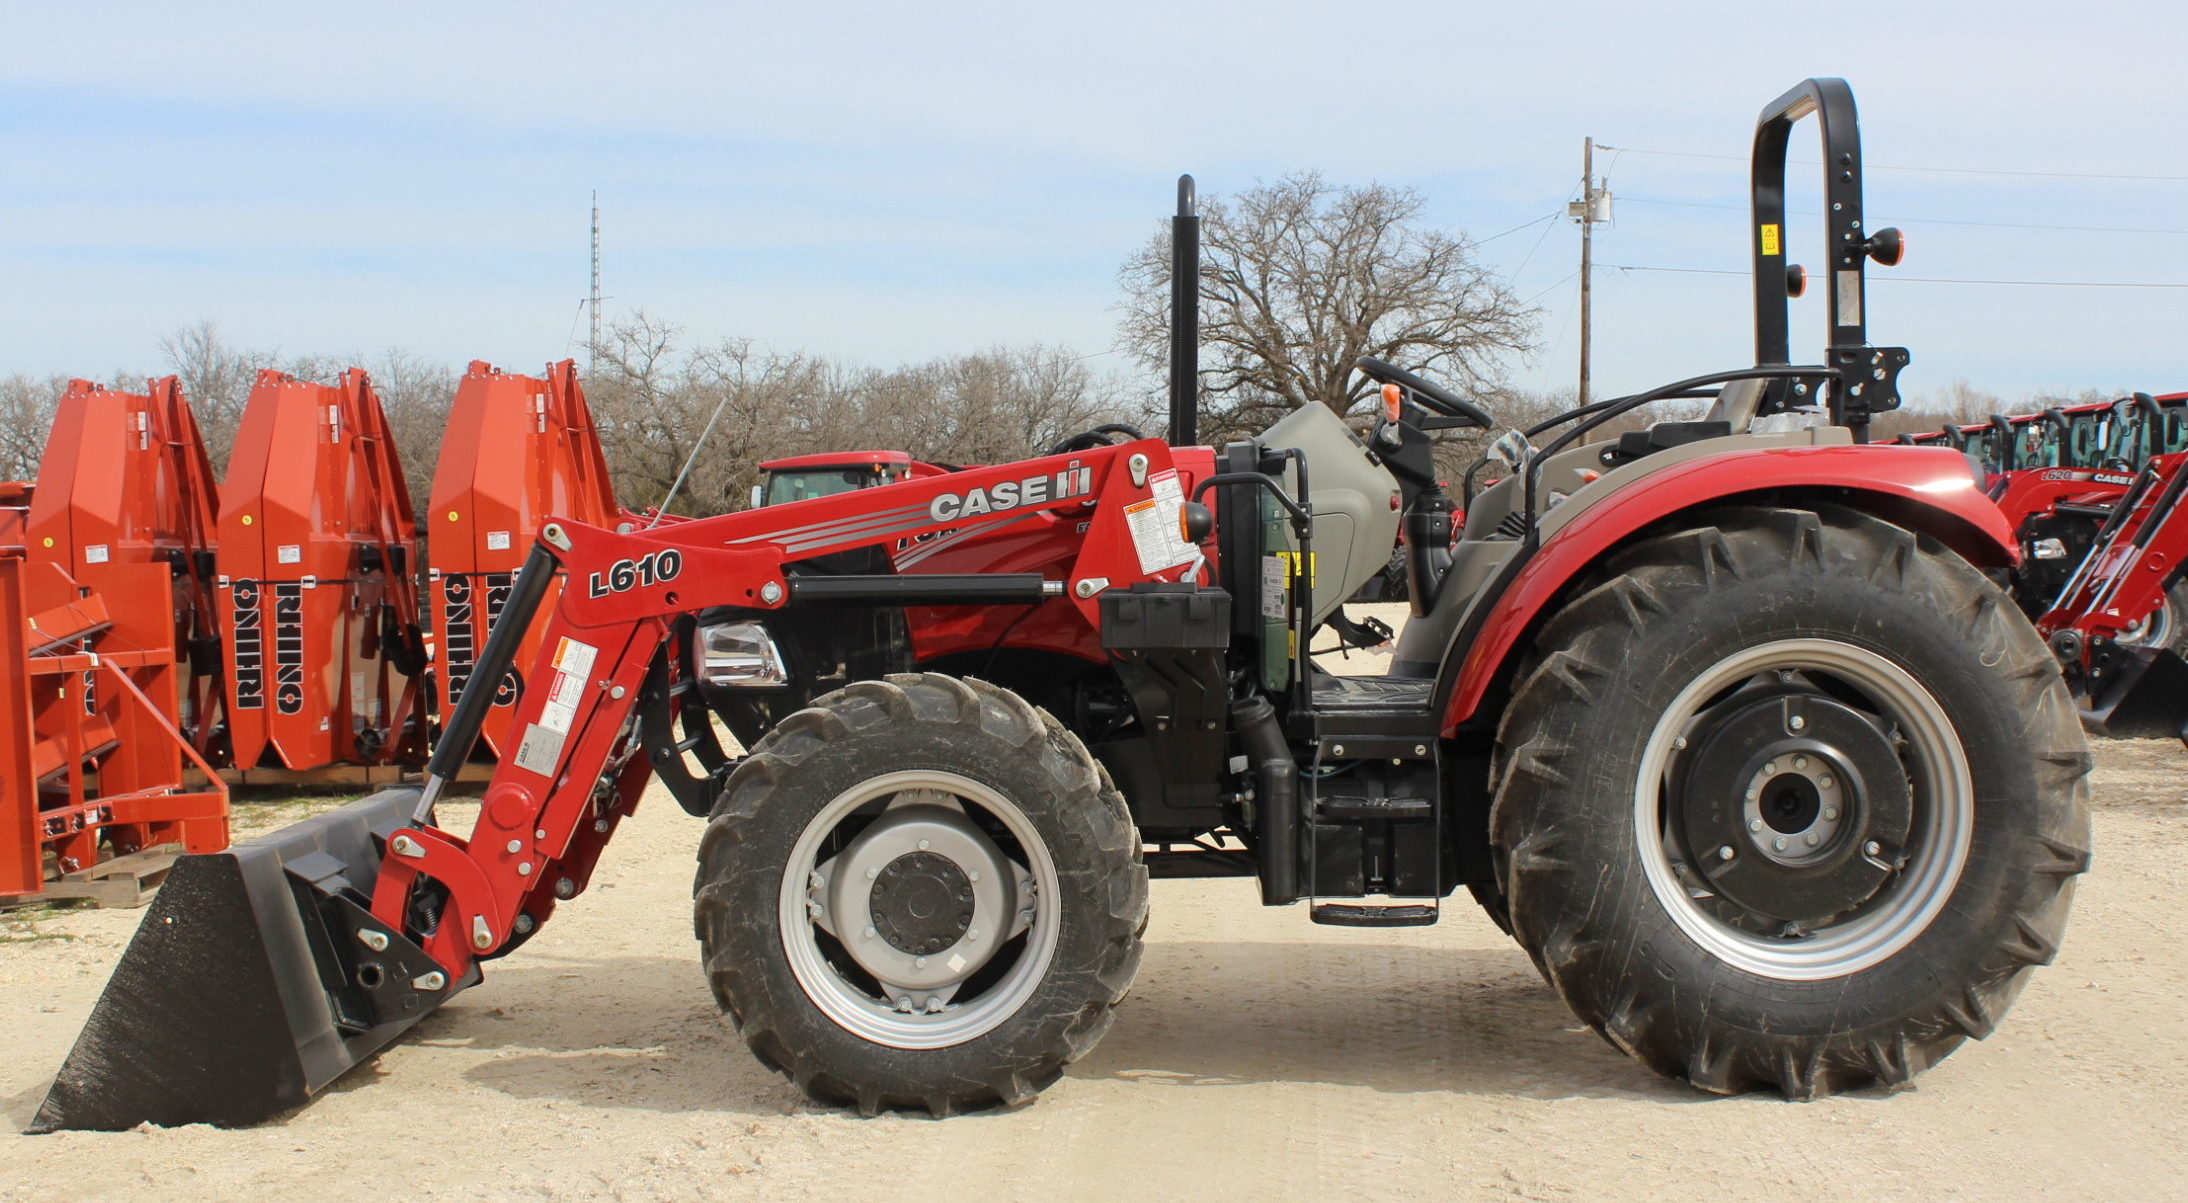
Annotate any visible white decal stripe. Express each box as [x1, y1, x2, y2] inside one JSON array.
[[728, 501, 932, 544], [776, 514, 947, 556], [893, 513, 1037, 568]]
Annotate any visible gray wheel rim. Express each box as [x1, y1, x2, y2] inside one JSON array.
[[778, 769, 1061, 1049], [2117, 596, 2174, 649], [1635, 638, 1973, 981]]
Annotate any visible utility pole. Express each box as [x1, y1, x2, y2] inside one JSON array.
[[588, 191, 602, 370], [1568, 138, 1612, 407]]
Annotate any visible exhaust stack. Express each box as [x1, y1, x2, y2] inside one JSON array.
[[1168, 174, 1200, 446]]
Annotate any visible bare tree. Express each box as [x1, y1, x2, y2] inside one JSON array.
[[358, 347, 458, 513], [159, 321, 342, 476], [1118, 172, 1537, 443], [835, 345, 1138, 466], [585, 317, 1148, 517], [586, 313, 834, 517], [0, 374, 71, 481]]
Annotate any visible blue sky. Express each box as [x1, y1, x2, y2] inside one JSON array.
[[3, 1, 2183, 408]]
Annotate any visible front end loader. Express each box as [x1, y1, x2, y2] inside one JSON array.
[[34, 77, 2089, 1129]]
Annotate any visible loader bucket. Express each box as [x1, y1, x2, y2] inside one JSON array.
[[30, 787, 472, 1132]]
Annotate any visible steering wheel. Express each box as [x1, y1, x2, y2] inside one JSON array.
[[1046, 423, 1149, 456], [1354, 356, 1494, 428]]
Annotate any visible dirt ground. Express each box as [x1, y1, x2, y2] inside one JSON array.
[[5, 607, 2185, 1200]]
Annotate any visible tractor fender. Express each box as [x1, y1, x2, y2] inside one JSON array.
[[1439, 444, 2015, 733]]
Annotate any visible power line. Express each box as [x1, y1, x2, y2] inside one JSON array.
[[1596, 144, 2188, 184], [1618, 194, 2188, 236], [1474, 211, 1559, 245], [1522, 269, 1580, 306], [1509, 182, 1579, 280], [1600, 263, 2188, 289]]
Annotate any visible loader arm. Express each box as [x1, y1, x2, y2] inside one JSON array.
[[36, 436, 1201, 1131], [371, 438, 1189, 980], [2039, 451, 2188, 656]]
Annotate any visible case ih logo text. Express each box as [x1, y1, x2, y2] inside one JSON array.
[[929, 466, 1094, 523], [587, 549, 683, 598], [272, 583, 305, 715], [2041, 469, 2134, 486], [232, 578, 264, 709]]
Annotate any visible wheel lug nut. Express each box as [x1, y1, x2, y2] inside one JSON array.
[[1763, 761, 1777, 775], [1804, 833, 1820, 847], [1748, 817, 1764, 832], [915, 956, 927, 968], [918, 839, 931, 851], [968, 868, 981, 882], [866, 866, 879, 880], [1793, 755, 1809, 770], [1819, 777, 1834, 791], [1772, 836, 1789, 852], [1822, 807, 1838, 821], [863, 926, 877, 939]]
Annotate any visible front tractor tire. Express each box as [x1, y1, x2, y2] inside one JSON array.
[[694, 673, 1146, 1115], [1492, 506, 2091, 1099]]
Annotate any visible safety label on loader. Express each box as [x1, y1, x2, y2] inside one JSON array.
[[512, 723, 562, 777], [1122, 469, 1196, 575], [538, 636, 599, 736]]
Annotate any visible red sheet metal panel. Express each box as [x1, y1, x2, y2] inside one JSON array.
[[216, 370, 425, 771], [426, 360, 618, 759], [2, 553, 228, 897], [0, 482, 30, 549], [19, 379, 224, 757]]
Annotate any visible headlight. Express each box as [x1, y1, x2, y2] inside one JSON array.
[[696, 621, 790, 689], [2031, 537, 2068, 561]]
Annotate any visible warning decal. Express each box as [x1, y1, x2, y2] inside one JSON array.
[[1760, 224, 1781, 256], [512, 722, 563, 777], [537, 636, 598, 736], [1121, 469, 1197, 575]]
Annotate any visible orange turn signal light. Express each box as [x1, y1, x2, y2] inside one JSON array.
[[1382, 383, 1405, 423], [1177, 501, 1214, 545]]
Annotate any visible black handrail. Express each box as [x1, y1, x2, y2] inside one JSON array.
[[1521, 365, 1835, 549]]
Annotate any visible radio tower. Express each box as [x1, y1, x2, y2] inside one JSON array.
[[588, 191, 602, 369]]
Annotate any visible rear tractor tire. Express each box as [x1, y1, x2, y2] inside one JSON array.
[[1491, 505, 2091, 1099], [694, 673, 1146, 1115]]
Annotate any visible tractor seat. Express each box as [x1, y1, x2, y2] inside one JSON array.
[[1705, 377, 1767, 429]]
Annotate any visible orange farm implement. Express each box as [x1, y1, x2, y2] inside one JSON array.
[[216, 369, 427, 772], [426, 360, 619, 762], [1, 552, 228, 903]]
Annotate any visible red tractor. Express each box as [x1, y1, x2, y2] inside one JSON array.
[[2038, 449, 2188, 734], [1907, 394, 2188, 726], [751, 450, 951, 508], [39, 79, 2089, 1130]]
